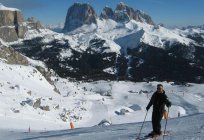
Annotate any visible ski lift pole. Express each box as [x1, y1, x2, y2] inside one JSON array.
[[136, 111, 148, 140], [163, 107, 170, 140]]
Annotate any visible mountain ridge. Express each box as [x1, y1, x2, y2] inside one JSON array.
[[63, 2, 154, 32]]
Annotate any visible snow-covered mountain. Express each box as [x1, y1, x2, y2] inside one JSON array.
[[63, 2, 154, 32], [0, 2, 203, 83], [7, 2, 203, 83]]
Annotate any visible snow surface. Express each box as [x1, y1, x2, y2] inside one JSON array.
[[1, 113, 204, 140]]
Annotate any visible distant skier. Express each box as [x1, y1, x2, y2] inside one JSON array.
[[146, 84, 171, 136]]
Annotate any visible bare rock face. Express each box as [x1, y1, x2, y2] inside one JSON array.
[[0, 11, 16, 26], [0, 4, 27, 42], [63, 3, 97, 32], [100, 6, 114, 19], [17, 25, 27, 38], [0, 27, 18, 42]]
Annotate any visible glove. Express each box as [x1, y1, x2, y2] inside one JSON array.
[[166, 101, 171, 108], [146, 106, 150, 111]]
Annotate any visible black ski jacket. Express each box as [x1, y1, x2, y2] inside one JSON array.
[[147, 91, 171, 112]]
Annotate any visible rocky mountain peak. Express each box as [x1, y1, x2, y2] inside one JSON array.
[[114, 2, 136, 22], [63, 3, 97, 32], [114, 2, 154, 25], [115, 2, 129, 11], [100, 6, 114, 19]]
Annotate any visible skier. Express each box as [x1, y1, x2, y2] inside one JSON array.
[[146, 84, 171, 137]]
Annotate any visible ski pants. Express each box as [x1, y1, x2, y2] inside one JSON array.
[[152, 109, 163, 133]]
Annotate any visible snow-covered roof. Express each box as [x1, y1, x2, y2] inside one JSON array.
[[0, 3, 20, 11]]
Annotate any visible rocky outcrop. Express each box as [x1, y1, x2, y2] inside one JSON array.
[[63, 3, 97, 32], [0, 4, 27, 42], [40, 105, 50, 111], [33, 98, 41, 109]]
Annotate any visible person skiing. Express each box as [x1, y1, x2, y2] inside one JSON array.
[[146, 84, 171, 136]]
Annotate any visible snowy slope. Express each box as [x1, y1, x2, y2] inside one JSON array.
[[1, 72, 204, 130], [1, 113, 204, 140], [0, 61, 63, 130], [55, 80, 204, 127]]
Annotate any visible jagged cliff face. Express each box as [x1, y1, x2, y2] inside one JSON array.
[[0, 4, 27, 42], [63, 3, 97, 32]]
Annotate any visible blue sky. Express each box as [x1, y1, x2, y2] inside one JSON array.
[[0, 0, 203, 27]]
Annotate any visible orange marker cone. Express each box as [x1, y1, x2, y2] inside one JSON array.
[[70, 122, 74, 129], [163, 110, 168, 120]]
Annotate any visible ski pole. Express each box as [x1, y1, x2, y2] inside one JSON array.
[[136, 111, 148, 140], [163, 107, 170, 140]]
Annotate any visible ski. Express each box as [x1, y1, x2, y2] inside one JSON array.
[[136, 131, 170, 140]]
